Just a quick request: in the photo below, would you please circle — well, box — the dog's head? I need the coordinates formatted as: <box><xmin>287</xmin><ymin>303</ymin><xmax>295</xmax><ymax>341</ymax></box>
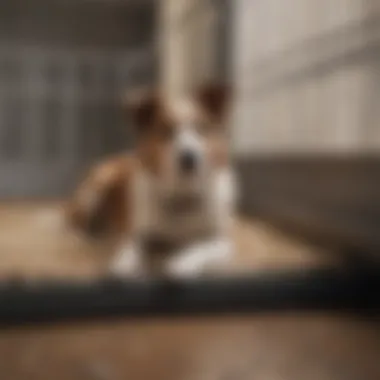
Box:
<box><xmin>125</xmin><ymin>84</ymin><xmax>231</xmax><ymax>186</ymax></box>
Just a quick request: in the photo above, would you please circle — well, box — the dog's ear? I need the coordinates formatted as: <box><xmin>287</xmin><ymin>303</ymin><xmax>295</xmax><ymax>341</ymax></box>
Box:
<box><xmin>196</xmin><ymin>83</ymin><xmax>232</xmax><ymax>122</ymax></box>
<box><xmin>123</xmin><ymin>88</ymin><xmax>161</xmax><ymax>134</ymax></box>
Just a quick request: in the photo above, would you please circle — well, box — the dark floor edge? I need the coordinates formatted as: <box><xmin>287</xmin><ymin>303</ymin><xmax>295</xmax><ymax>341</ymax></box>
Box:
<box><xmin>0</xmin><ymin>267</ymin><xmax>378</xmax><ymax>328</ymax></box>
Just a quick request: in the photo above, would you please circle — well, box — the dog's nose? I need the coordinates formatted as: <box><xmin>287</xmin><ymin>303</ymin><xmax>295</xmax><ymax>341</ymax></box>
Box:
<box><xmin>179</xmin><ymin>150</ymin><xmax>197</xmax><ymax>174</ymax></box>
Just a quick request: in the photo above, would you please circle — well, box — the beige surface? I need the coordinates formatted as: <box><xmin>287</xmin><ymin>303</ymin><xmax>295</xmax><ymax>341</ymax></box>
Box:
<box><xmin>0</xmin><ymin>202</ymin><xmax>333</xmax><ymax>280</ymax></box>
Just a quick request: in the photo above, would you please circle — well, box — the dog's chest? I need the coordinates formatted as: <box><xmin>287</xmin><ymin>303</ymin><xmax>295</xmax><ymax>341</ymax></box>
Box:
<box><xmin>134</xmin><ymin>176</ymin><xmax>216</xmax><ymax>243</ymax></box>
<box><xmin>153</xmin><ymin>190</ymin><xmax>213</xmax><ymax>239</ymax></box>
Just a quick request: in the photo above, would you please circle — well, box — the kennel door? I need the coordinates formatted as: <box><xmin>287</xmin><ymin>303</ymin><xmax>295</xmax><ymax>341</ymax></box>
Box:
<box><xmin>0</xmin><ymin>0</ymin><xmax>157</xmax><ymax>199</ymax></box>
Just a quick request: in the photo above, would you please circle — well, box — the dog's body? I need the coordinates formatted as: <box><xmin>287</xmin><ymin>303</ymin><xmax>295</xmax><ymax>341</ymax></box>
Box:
<box><xmin>67</xmin><ymin>85</ymin><xmax>236</xmax><ymax>278</ymax></box>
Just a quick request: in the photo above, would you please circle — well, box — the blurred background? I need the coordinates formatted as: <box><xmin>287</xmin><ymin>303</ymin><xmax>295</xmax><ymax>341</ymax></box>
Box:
<box><xmin>0</xmin><ymin>0</ymin><xmax>379</xmax><ymax>379</ymax></box>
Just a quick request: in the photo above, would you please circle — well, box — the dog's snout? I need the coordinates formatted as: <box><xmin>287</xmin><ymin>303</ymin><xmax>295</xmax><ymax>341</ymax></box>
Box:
<box><xmin>179</xmin><ymin>150</ymin><xmax>197</xmax><ymax>174</ymax></box>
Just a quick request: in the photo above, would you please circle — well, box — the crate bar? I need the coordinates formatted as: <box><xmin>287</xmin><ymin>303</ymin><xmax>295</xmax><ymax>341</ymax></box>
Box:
<box><xmin>0</xmin><ymin>266</ymin><xmax>378</xmax><ymax>328</ymax></box>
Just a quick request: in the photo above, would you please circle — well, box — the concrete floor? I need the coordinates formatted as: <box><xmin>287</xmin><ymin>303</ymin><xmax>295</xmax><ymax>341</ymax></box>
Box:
<box><xmin>0</xmin><ymin>202</ymin><xmax>378</xmax><ymax>380</ymax></box>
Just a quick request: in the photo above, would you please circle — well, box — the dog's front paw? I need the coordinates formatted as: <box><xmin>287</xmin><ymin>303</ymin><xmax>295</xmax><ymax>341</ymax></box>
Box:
<box><xmin>166</xmin><ymin>238</ymin><xmax>234</xmax><ymax>279</ymax></box>
<box><xmin>166</xmin><ymin>245</ymin><xmax>206</xmax><ymax>279</ymax></box>
<box><xmin>108</xmin><ymin>243</ymin><xmax>144</xmax><ymax>278</ymax></box>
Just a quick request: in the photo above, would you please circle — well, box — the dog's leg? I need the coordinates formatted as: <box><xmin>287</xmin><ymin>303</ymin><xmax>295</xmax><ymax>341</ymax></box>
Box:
<box><xmin>167</xmin><ymin>169</ymin><xmax>237</xmax><ymax>278</ymax></box>
<box><xmin>109</xmin><ymin>240</ymin><xmax>145</xmax><ymax>278</ymax></box>
<box><xmin>166</xmin><ymin>237</ymin><xmax>233</xmax><ymax>278</ymax></box>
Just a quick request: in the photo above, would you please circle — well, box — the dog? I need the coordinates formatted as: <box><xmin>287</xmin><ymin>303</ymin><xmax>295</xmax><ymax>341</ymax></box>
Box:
<box><xmin>66</xmin><ymin>84</ymin><xmax>237</xmax><ymax>278</ymax></box>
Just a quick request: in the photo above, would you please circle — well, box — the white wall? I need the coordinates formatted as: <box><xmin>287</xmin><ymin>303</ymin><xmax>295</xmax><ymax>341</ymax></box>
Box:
<box><xmin>233</xmin><ymin>0</ymin><xmax>380</xmax><ymax>156</ymax></box>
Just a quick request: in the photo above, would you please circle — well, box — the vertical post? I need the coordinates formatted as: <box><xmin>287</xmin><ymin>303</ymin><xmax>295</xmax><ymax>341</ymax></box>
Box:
<box><xmin>160</xmin><ymin>0</ymin><xmax>220</xmax><ymax>100</ymax></box>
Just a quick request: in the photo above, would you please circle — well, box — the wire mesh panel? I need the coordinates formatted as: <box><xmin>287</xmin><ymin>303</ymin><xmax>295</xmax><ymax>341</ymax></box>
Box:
<box><xmin>0</xmin><ymin>0</ymin><xmax>157</xmax><ymax>198</ymax></box>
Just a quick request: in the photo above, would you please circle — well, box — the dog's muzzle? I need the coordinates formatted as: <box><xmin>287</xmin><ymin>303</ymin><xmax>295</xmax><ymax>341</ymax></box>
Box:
<box><xmin>178</xmin><ymin>150</ymin><xmax>198</xmax><ymax>174</ymax></box>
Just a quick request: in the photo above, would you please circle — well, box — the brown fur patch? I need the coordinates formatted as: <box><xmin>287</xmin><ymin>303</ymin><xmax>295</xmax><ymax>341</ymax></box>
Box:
<box><xmin>66</xmin><ymin>154</ymin><xmax>135</xmax><ymax>239</ymax></box>
<box><xmin>195</xmin><ymin>83</ymin><xmax>232</xmax><ymax>123</ymax></box>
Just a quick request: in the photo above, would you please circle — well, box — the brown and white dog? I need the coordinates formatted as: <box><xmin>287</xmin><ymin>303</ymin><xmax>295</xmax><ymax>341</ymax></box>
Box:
<box><xmin>66</xmin><ymin>84</ymin><xmax>237</xmax><ymax>278</ymax></box>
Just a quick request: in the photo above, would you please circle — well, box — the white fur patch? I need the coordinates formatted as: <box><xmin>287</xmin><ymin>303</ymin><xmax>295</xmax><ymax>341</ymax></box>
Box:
<box><xmin>109</xmin><ymin>241</ymin><xmax>143</xmax><ymax>277</ymax></box>
<box><xmin>166</xmin><ymin>237</ymin><xmax>233</xmax><ymax>278</ymax></box>
<box><xmin>210</xmin><ymin>167</ymin><xmax>237</xmax><ymax>233</ymax></box>
<box><xmin>175</xmin><ymin>124</ymin><xmax>203</xmax><ymax>152</ymax></box>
